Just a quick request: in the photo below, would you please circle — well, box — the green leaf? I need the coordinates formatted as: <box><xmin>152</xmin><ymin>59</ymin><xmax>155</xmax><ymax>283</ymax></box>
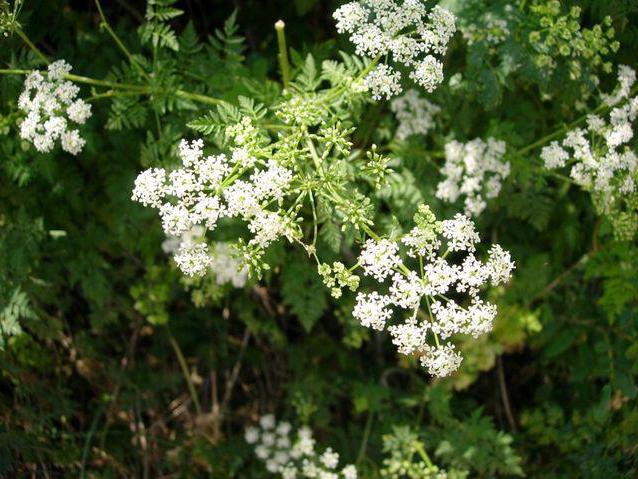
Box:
<box><xmin>281</xmin><ymin>260</ymin><xmax>327</xmax><ymax>331</ymax></box>
<box><xmin>543</xmin><ymin>328</ymin><xmax>578</xmax><ymax>358</ymax></box>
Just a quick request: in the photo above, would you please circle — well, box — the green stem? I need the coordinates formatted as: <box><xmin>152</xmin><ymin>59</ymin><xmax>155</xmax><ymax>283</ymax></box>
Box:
<box><xmin>361</xmin><ymin>224</ymin><xmax>380</xmax><ymax>240</ymax></box>
<box><xmin>356</xmin><ymin>412</ymin><xmax>374</xmax><ymax>465</ymax></box>
<box><xmin>65</xmin><ymin>72</ymin><xmax>147</xmax><ymax>90</ymax></box>
<box><xmin>415</xmin><ymin>443</ymin><xmax>434</xmax><ymax>468</ymax></box>
<box><xmin>168</xmin><ymin>333</ymin><xmax>203</xmax><ymax>415</ymax></box>
<box><xmin>305</xmin><ymin>137</ymin><xmax>325</xmax><ymax>178</ymax></box>
<box><xmin>274</xmin><ymin>20</ymin><xmax>291</xmax><ymax>90</ymax></box>
<box><xmin>80</xmin><ymin>401</ymin><xmax>107</xmax><ymax>479</ymax></box>
<box><xmin>0</xmin><ymin>69</ymin><xmax>223</xmax><ymax>106</ymax></box>
<box><xmin>15</xmin><ymin>28</ymin><xmax>49</xmax><ymax>65</ymax></box>
<box><xmin>175</xmin><ymin>89</ymin><xmax>222</xmax><ymax>106</ymax></box>
<box><xmin>0</xmin><ymin>69</ymin><xmax>149</xmax><ymax>90</ymax></box>
<box><xmin>85</xmin><ymin>90</ymin><xmax>145</xmax><ymax>102</ymax></box>
<box><xmin>95</xmin><ymin>0</ymin><xmax>149</xmax><ymax>79</ymax></box>
<box><xmin>309</xmin><ymin>190</ymin><xmax>318</xmax><ymax>248</ymax></box>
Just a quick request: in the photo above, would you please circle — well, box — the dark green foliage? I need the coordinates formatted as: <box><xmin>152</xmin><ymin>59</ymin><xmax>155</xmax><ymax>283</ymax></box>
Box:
<box><xmin>0</xmin><ymin>0</ymin><xmax>637</xmax><ymax>477</ymax></box>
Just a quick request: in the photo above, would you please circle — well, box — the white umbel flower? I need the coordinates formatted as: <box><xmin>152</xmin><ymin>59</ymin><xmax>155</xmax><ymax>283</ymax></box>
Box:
<box><xmin>390</xmin><ymin>89</ymin><xmax>440</xmax><ymax>140</ymax></box>
<box><xmin>17</xmin><ymin>60</ymin><xmax>91</xmax><ymax>155</ymax></box>
<box><xmin>409</xmin><ymin>55</ymin><xmax>444</xmax><ymax>93</ymax></box>
<box><xmin>352</xmin><ymin>205</ymin><xmax>513</xmax><ymax>377</ymax></box>
<box><xmin>210</xmin><ymin>243</ymin><xmax>248</xmax><ymax>288</ymax></box>
<box><xmin>333</xmin><ymin>1</ymin><xmax>456</xmax><ymax>99</ymax></box>
<box><xmin>540</xmin><ymin>65</ymin><xmax>638</xmax><ymax>227</ymax></box>
<box><xmin>246</xmin><ymin>415</ymin><xmax>358</xmax><ymax>479</ymax></box>
<box><xmin>436</xmin><ymin>137</ymin><xmax>510</xmax><ymax>217</ymax></box>
<box><xmin>353</xmin><ymin>291</ymin><xmax>392</xmax><ymax>330</ymax></box>
<box><xmin>363</xmin><ymin>64</ymin><xmax>402</xmax><ymax>101</ymax></box>
<box><xmin>541</xmin><ymin>141</ymin><xmax>570</xmax><ymax>169</ymax></box>
<box><xmin>359</xmin><ymin>238</ymin><xmax>401</xmax><ymax>281</ymax></box>
<box><xmin>132</xmin><ymin>123</ymin><xmax>300</xmax><ymax>277</ymax></box>
<box><xmin>420</xmin><ymin>343</ymin><xmax>463</xmax><ymax>377</ymax></box>
<box><xmin>174</xmin><ymin>242</ymin><xmax>212</xmax><ymax>277</ymax></box>
<box><xmin>440</xmin><ymin>214</ymin><xmax>480</xmax><ymax>252</ymax></box>
<box><xmin>132</xmin><ymin>168</ymin><xmax>168</xmax><ymax>208</ymax></box>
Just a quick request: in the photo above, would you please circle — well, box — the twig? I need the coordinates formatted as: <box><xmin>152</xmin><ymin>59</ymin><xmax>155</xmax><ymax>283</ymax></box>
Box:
<box><xmin>94</xmin><ymin>0</ymin><xmax>149</xmax><ymax>79</ymax></box>
<box><xmin>80</xmin><ymin>401</ymin><xmax>107</xmax><ymax>478</ymax></box>
<box><xmin>98</xmin><ymin>314</ymin><xmax>143</xmax><ymax>449</ymax></box>
<box><xmin>530</xmin><ymin>253</ymin><xmax>589</xmax><ymax>305</ymax></box>
<box><xmin>168</xmin><ymin>332</ymin><xmax>203</xmax><ymax>415</ymax></box>
<box><xmin>220</xmin><ymin>328</ymin><xmax>251</xmax><ymax>417</ymax></box>
<box><xmin>497</xmin><ymin>356</ymin><xmax>517</xmax><ymax>432</ymax></box>
<box><xmin>355</xmin><ymin>412</ymin><xmax>373</xmax><ymax>465</ymax></box>
<box><xmin>15</xmin><ymin>28</ymin><xmax>49</xmax><ymax>64</ymax></box>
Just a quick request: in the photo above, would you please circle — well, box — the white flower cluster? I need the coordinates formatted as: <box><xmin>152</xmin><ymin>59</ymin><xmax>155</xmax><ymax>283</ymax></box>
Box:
<box><xmin>245</xmin><ymin>414</ymin><xmax>358</xmax><ymax>479</ymax></box>
<box><xmin>132</xmin><ymin>129</ymin><xmax>299</xmax><ymax>277</ymax></box>
<box><xmin>353</xmin><ymin>206</ymin><xmax>514</xmax><ymax>377</ymax></box>
<box><xmin>162</xmin><ymin>227</ymin><xmax>248</xmax><ymax>287</ymax></box>
<box><xmin>333</xmin><ymin>0</ymin><xmax>456</xmax><ymax>99</ymax></box>
<box><xmin>210</xmin><ymin>242</ymin><xmax>249</xmax><ymax>287</ymax></box>
<box><xmin>389</xmin><ymin>89</ymin><xmax>440</xmax><ymax>140</ymax></box>
<box><xmin>436</xmin><ymin>138</ymin><xmax>510</xmax><ymax>217</ymax></box>
<box><xmin>17</xmin><ymin>60</ymin><xmax>91</xmax><ymax>155</ymax></box>
<box><xmin>540</xmin><ymin>66</ymin><xmax>638</xmax><ymax>212</ymax></box>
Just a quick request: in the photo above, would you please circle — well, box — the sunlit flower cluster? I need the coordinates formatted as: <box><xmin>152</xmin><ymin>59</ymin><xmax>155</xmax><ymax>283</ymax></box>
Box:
<box><xmin>541</xmin><ymin>66</ymin><xmax>638</xmax><ymax>219</ymax></box>
<box><xmin>17</xmin><ymin>60</ymin><xmax>92</xmax><ymax>154</ymax></box>
<box><xmin>132</xmin><ymin>127</ymin><xmax>300</xmax><ymax>276</ymax></box>
<box><xmin>436</xmin><ymin>138</ymin><xmax>510</xmax><ymax>217</ymax></box>
<box><xmin>162</xmin><ymin>227</ymin><xmax>248</xmax><ymax>287</ymax></box>
<box><xmin>353</xmin><ymin>205</ymin><xmax>514</xmax><ymax>377</ymax></box>
<box><xmin>333</xmin><ymin>0</ymin><xmax>456</xmax><ymax>99</ymax></box>
<box><xmin>389</xmin><ymin>90</ymin><xmax>440</xmax><ymax>140</ymax></box>
<box><xmin>245</xmin><ymin>414</ymin><xmax>358</xmax><ymax>479</ymax></box>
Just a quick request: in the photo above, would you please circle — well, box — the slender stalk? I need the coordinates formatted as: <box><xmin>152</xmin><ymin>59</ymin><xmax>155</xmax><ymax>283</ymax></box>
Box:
<box><xmin>361</xmin><ymin>223</ymin><xmax>380</xmax><ymax>241</ymax></box>
<box><xmin>219</xmin><ymin>329</ymin><xmax>251</xmax><ymax>417</ymax></box>
<box><xmin>94</xmin><ymin>0</ymin><xmax>149</xmax><ymax>79</ymax></box>
<box><xmin>0</xmin><ymin>69</ymin><xmax>224</xmax><ymax>106</ymax></box>
<box><xmin>355</xmin><ymin>412</ymin><xmax>374</xmax><ymax>465</ymax></box>
<box><xmin>64</xmin><ymin>73</ymin><xmax>145</xmax><ymax>90</ymax></box>
<box><xmin>309</xmin><ymin>190</ymin><xmax>318</xmax><ymax>247</ymax></box>
<box><xmin>274</xmin><ymin>20</ymin><xmax>291</xmax><ymax>90</ymax></box>
<box><xmin>497</xmin><ymin>356</ymin><xmax>517</xmax><ymax>432</ymax></box>
<box><xmin>0</xmin><ymin>69</ymin><xmax>147</xmax><ymax>90</ymax></box>
<box><xmin>168</xmin><ymin>333</ymin><xmax>203</xmax><ymax>416</ymax></box>
<box><xmin>80</xmin><ymin>401</ymin><xmax>107</xmax><ymax>478</ymax></box>
<box><xmin>415</xmin><ymin>443</ymin><xmax>434</xmax><ymax>468</ymax></box>
<box><xmin>85</xmin><ymin>90</ymin><xmax>145</xmax><ymax>102</ymax></box>
<box><xmin>175</xmin><ymin>89</ymin><xmax>222</xmax><ymax>106</ymax></box>
<box><xmin>15</xmin><ymin>28</ymin><xmax>49</xmax><ymax>64</ymax></box>
<box><xmin>305</xmin><ymin>137</ymin><xmax>325</xmax><ymax>178</ymax></box>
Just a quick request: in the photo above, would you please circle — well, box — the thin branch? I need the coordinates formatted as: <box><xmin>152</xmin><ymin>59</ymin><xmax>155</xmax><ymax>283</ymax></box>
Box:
<box><xmin>497</xmin><ymin>356</ymin><xmax>517</xmax><ymax>432</ymax></box>
<box><xmin>15</xmin><ymin>28</ymin><xmax>49</xmax><ymax>64</ymax></box>
<box><xmin>355</xmin><ymin>412</ymin><xmax>373</xmax><ymax>465</ymax></box>
<box><xmin>168</xmin><ymin>333</ymin><xmax>203</xmax><ymax>416</ymax></box>
<box><xmin>530</xmin><ymin>253</ymin><xmax>589</xmax><ymax>305</ymax></box>
<box><xmin>220</xmin><ymin>328</ymin><xmax>251</xmax><ymax>417</ymax></box>
<box><xmin>94</xmin><ymin>0</ymin><xmax>149</xmax><ymax>79</ymax></box>
<box><xmin>0</xmin><ymin>69</ymin><xmax>223</xmax><ymax>106</ymax></box>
